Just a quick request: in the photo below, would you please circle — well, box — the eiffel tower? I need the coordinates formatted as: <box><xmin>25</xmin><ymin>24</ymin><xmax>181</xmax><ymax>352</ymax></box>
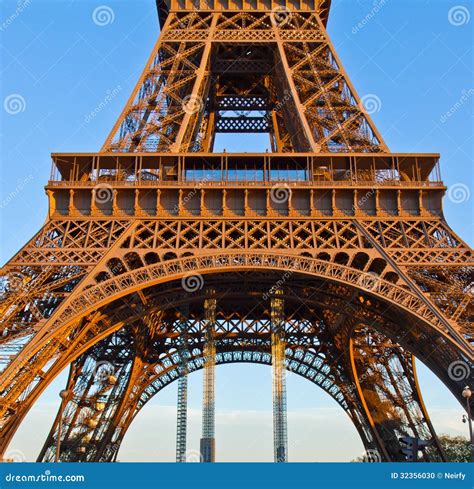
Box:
<box><xmin>1</xmin><ymin>1</ymin><xmax>472</xmax><ymax>463</ymax></box>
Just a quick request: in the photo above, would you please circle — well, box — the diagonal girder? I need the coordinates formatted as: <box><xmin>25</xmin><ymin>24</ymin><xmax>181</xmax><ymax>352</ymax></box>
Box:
<box><xmin>101</xmin><ymin>10</ymin><xmax>388</xmax><ymax>153</ymax></box>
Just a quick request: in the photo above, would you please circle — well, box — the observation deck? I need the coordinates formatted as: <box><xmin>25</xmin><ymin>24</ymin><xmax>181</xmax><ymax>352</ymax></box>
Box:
<box><xmin>47</xmin><ymin>152</ymin><xmax>445</xmax><ymax>220</ymax></box>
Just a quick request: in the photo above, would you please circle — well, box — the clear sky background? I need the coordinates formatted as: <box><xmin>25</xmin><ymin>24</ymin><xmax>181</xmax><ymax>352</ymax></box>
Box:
<box><xmin>0</xmin><ymin>0</ymin><xmax>473</xmax><ymax>462</ymax></box>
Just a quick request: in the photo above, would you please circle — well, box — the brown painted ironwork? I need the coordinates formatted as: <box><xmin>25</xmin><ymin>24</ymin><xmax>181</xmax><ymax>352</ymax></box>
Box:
<box><xmin>1</xmin><ymin>0</ymin><xmax>472</xmax><ymax>462</ymax></box>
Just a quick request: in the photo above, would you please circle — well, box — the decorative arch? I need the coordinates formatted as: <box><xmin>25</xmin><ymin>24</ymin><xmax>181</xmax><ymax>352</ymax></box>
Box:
<box><xmin>38</xmin><ymin>345</ymin><xmax>362</xmax><ymax>462</ymax></box>
<box><xmin>36</xmin><ymin>321</ymin><xmax>445</xmax><ymax>463</ymax></box>
<box><xmin>0</xmin><ymin>253</ymin><xmax>470</xmax><ymax>457</ymax></box>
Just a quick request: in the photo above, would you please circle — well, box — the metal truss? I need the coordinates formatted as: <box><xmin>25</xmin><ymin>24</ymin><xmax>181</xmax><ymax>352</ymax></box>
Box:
<box><xmin>0</xmin><ymin>213</ymin><xmax>472</xmax><ymax>457</ymax></box>
<box><xmin>101</xmin><ymin>9</ymin><xmax>386</xmax><ymax>153</ymax></box>
<box><xmin>175</xmin><ymin>304</ymin><xmax>190</xmax><ymax>462</ymax></box>
<box><xmin>271</xmin><ymin>289</ymin><xmax>288</xmax><ymax>462</ymax></box>
<box><xmin>350</xmin><ymin>327</ymin><xmax>445</xmax><ymax>461</ymax></box>
<box><xmin>200</xmin><ymin>293</ymin><xmax>216</xmax><ymax>462</ymax></box>
<box><xmin>37</xmin><ymin>330</ymin><xmax>134</xmax><ymax>462</ymax></box>
<box><xmin>154</xmin><ymin>1</ymin><xmax>333</xmax><ymax>30</ymax></box>
<box><xmin>34</xmin><ymin>282</ymin><xmax>446</xmax><ymax>462</ymax></box>
<box><xmin>0</xmin><ymin>0</ymin><xmax>472</xmax><ymax>463</ymax></box>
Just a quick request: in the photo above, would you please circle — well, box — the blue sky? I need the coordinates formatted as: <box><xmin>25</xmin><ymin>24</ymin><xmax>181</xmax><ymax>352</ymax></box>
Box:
<box><xmin>1</xmin><ymin>0</ymin><xmax>473</xmax><ymax>461</ymax></box>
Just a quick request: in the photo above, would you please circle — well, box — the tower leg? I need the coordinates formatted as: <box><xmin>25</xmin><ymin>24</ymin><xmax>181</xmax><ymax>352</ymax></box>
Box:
<box><xmin>350</xmin><ymin>326</ymin><xmax>447</xmax><ymax>461</ymax></box>
<box><xmin>200</xmin><ymin>294</ymin><xmax>216</xmax><ymax>462</ymax></box>
<box><xmin>37</xmin><ymin>330</ymin><xmax>135</xmax><ymax>462</ymax></box>
<box><xmin>271</xmin><ymin>289</ymin><xmax>288</xmax><ymax>463</ymax></box>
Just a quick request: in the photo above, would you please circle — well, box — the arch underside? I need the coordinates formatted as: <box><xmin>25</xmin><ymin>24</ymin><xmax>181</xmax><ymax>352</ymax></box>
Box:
<box><xmin>27</xmin><ymin>274</ymin><xmax>451</xmax><ymax>462</ymax></box>
<box><xmin>0</xmin><ymin>251</ymin><xmax>471</xmax><ymax>459</ymax></box>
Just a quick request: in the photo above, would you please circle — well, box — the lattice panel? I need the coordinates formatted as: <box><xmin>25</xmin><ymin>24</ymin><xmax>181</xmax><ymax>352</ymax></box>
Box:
<box><xmin>216</xmin><ymin>116</ymin><xmax>269</xmax><ymax>132</ymax></box>
<box><xmin>38</xmin><ymin>330</ymin><xmax>135</xmax><ymax>462</ymax></box>
<box><xmin>360</xmin><ymin>220</ymin><xmax>473</xmax><ymax>265</ymax></box>
<box><xmin>103</xmin><ymin>11</ymin><xmax>215</xmax><ymax>152</ymax></box>
<box><xmin>280</xmin><ymin>13</ymin><xmax>385</xmax><ymax>152</ymax></box>
<box><xmin>126</xmin><ymin>219</ymin><xmax>365</xmax><ymax>251</ymax></box>
<box><xmin>351</xmin><ymin>328</ymin><xmax>445</xmax><ymax>461</ymax></box>
<box><xmin>408</xmin><ymin>267</ymin><xmax>473</xmax><ymax>342</ymax></box>
<box><xmin>4</xmin><ymin>220</ymin><xmax>131</xmax><ymax>267</ymax></box>
<box><xmin>102</xmin><ymin>10</ymin><xmax>387</xmax><ymax>153</ymax></box>
<box><xmin>0</xmin><ymin>0</ymin><xmax>472</xmax><ymax>465</ymax></box>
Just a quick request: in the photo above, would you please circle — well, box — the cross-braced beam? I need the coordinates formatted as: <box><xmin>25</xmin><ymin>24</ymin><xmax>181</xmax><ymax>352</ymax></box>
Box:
<box><xmin>176</xmin><ymin>304</ymin><xmax>190</xmax><ymax>463</ymax></box>
<box><xmin>270</xmin><ymin>289</ymin><xmax>288</xmax><ymax>462</ymax></box>
<box><xmin>36</xmin><ymin>298</ymin><xmax>447</xmax><ymax>462</ymax></box>
<box><xmin>1</xmin><ymin>0</ymin><xmax>472</xmax><ymax>465</ymax></box>
<box><xmin>200</xmin><ymin>293</ymin><xmax>217</xmax><ymax>462</ymax></box>
<box><xmin>101</xmin><ymin>10</ymin><xmax>387</xmax><ymax>153</ymax></box>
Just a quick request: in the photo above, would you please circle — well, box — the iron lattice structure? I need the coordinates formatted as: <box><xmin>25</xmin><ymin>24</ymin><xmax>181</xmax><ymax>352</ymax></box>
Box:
<box><xmin>200</xmin><ymin>294</ymin><xmax>216</xmax><ymax>462</ymax></box>
<box><xmin>175</xmin><ymin>303</ymin><xmax>190</xmax><ymax>462</ymax></box>
<box><xmin>0</xmin><ymin>0</ymin><xmax>473</xmax><ymax>463</ymax></box>
<box><xmin>271</xmin><ymin>289</ymin><xmax>288</xmax><ymax>462</ymax></box>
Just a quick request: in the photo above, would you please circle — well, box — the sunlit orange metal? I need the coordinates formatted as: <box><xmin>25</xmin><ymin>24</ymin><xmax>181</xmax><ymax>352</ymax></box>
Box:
<box><xmin>0</xmin><ymin>0</ymin><xmax>472</xmax><ymax>463</ymax></box>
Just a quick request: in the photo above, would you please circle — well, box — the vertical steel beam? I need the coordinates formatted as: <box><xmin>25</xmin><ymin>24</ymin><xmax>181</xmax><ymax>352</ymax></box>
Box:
<box><xmin>101</xmin><ymin>13</ymin><xmax>174</xmax><ymax>151</ymax></box>
<box><xmin>271</xmin><ymin>289</ymin><xmax>288</xmax><ymax>463</ymax></box>
<box><xmin>172</xmin><ymin>14</ymin><xmax>219</xmax><ymax>152</ymax></box>
<box><xmin>270</xmin><ymin>16</ymin><xmax>319</xmax><ymax>152</ymax></box>
<box><xmin>176</xmin><ymin>304</ymin><xmax>190</xmax><ymax>463</ymax></box>
<box><xmin>176</xmin><ymin>375</ymin><xmax>188</xmax><ymax>462</ymax></box>
<box><xmin>200</xmin><ymin>293</ymin><xmax>217</xmax><ymax>462</ymax></box>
